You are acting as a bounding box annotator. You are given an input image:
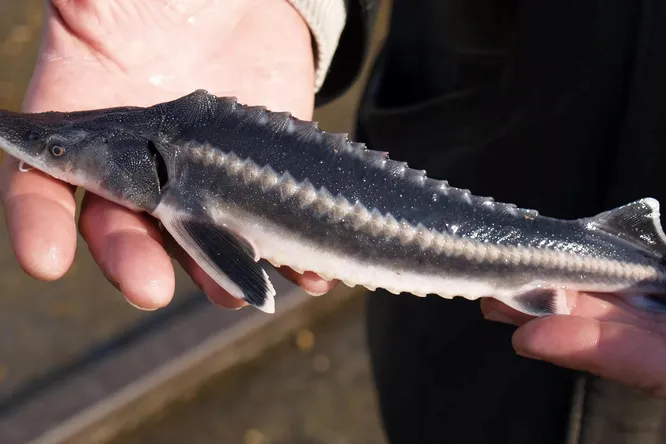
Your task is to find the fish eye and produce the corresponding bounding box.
[50,145,65,157]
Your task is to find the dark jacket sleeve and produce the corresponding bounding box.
[314,0,382,107]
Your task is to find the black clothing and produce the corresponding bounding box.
[314,0,381,107]
[317,1,666,443]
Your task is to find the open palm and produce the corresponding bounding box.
[0,0,336,310]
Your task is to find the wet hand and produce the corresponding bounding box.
[481,292,666,397]
[0,0,338,311]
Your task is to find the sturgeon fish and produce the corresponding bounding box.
[1,89,666,316]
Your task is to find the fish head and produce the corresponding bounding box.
[0,107,165,212]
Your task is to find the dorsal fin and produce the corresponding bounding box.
[585,198,666,257]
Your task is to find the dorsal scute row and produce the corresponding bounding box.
[195,91,542,220]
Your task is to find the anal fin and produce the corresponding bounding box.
[160,214,276,313]
[499,287,569,317]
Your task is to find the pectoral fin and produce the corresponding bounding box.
[160,214,276,313]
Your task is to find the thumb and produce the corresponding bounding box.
[512,316,666,397]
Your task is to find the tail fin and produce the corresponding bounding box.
[584,198,666,257]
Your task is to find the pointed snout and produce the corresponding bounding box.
[0,109,47,160]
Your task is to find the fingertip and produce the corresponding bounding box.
[4,193,77,280]
[1,158,78,280]
[202,279,249,310]
[480,297,505,317]
[105,231,175,310]
[277,266,338,295]
[481,297,533,326]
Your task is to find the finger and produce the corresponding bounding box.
[276,266,339,296]
[481,289,644,327]
[481,298,535,326]
[512,316,666,397]
[79,192,175,310]
[0,156,77,280]
[479,289,580,325]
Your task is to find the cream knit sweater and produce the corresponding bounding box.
[286,0,347,92]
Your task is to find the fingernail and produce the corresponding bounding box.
[484,310,518,326]
[515,349,541,361]
[221,297,248,311]
[124,295,159,311]
[304,288,328,297]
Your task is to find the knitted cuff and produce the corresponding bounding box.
[285,0,347,92]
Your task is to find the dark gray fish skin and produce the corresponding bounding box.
[0,106,165,212]
[1,89,666,315]
[157,93,644,263]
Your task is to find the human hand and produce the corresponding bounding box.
[0,0,338,311]
[481,292,666,397]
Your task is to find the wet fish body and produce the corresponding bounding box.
[1,89,666,315]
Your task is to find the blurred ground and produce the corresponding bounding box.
[0,0,391,441]
[109,296,386,444]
